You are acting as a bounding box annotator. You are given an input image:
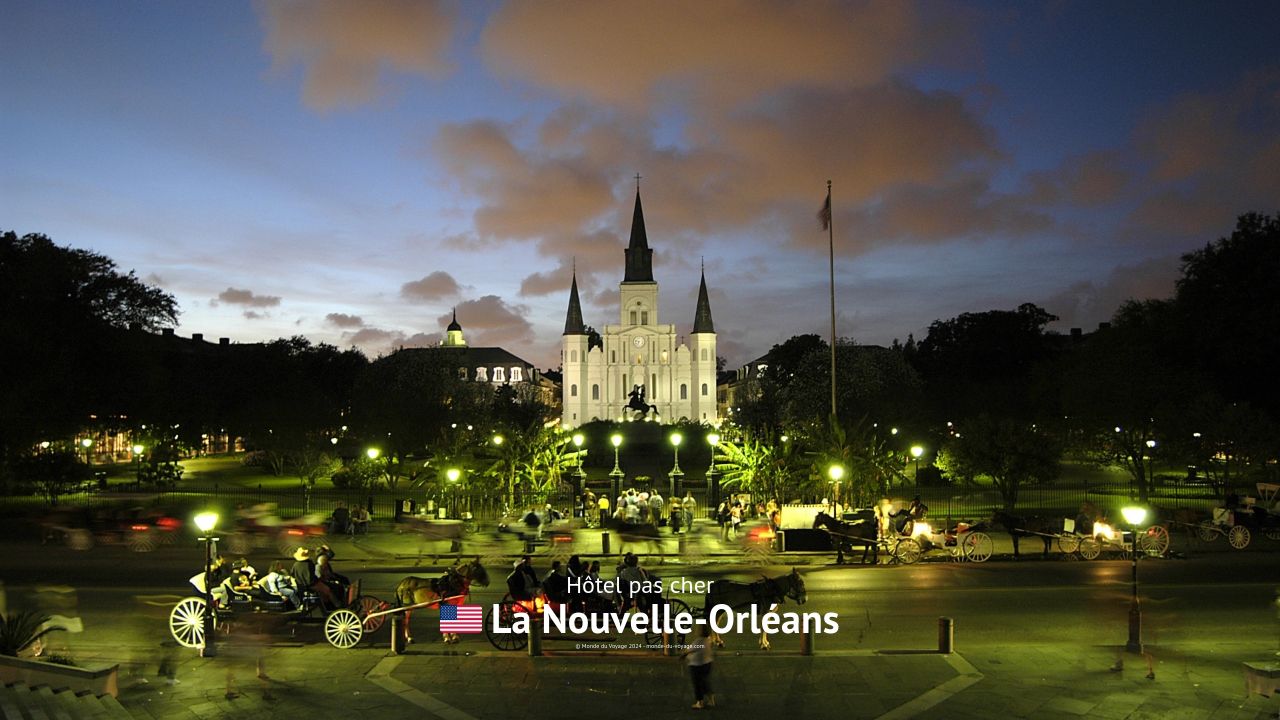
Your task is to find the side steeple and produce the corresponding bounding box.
[693,269,714,334]
[563,271,586,335]
[623,190,654,282]
[444,308,466,346]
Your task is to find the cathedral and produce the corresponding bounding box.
[560,191,718,428]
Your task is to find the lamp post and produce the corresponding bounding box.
[446,468,461,519]
[609,434,624,501]
[80,438,93,466]
[707,433,720,508]
[193,511,219,657]
[828,464,845,515]
[1121,505,1147,654]
[572,433,586,499]
[910,445,924,495]
[1144,439,1156,491]
[669,432,684,498]
[132,444,144,488]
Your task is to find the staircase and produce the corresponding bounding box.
[0,683,132,720]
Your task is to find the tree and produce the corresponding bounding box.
[14,449,90,505]
[0,610,65,657]
[942,415,1061,510]
[786,341,923,432]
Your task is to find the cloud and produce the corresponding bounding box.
[1040,254,1182,330]
[481,0,968,110]
[258,0,456,110]
[325,312,364,328]
[445,295,534,347]
[243,310,267,320]
[342,327,443,355]
[1026,150,1130,207]
[217,287,282,307]
[400,270,462,301]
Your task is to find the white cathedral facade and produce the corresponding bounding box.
[560,191,719,428]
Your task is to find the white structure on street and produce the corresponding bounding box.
[560,190,718,428]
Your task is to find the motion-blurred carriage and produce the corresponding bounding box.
[813,509,994,564]
[1164,483,1280,550]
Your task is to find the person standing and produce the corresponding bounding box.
[649,491,665,527]
[684,624,716,709]
[598,494,610,527]
[668,496,683,534]
[682,491,698,530]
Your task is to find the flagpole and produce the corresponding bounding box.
[826,179,837,425]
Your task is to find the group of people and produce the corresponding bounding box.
[505,552,660,610]
[327,502,371,536]
[596,488,699,532]
[193,543,350,612]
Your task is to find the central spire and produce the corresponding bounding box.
[623,190,654,282]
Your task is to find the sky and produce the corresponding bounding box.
[4,0,1279,370]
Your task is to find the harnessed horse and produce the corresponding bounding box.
[990,510,1056,559]
[812,511,883,564]
[702,568,807,650]
[394,558,489,644]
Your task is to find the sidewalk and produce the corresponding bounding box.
[93,635,1280,719]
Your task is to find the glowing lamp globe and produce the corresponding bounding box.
[194,512,219,534]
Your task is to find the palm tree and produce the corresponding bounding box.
[0,610,64,657]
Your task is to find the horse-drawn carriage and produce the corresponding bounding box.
[991,508,1170,560]
[168,577,388,650]
[1163,484,1280,550]
[812,510,993,564]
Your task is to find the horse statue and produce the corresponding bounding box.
[703,568,807,650]
[812,510,880,564]
[625,385,659,421]
[394,558,489,644]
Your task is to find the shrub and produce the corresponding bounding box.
[0,610,65,657]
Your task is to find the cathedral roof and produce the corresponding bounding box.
[693,270,715,333]
[623,191,654,283]
[563,271,586,335]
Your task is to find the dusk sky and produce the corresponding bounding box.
[4,1,1278,369]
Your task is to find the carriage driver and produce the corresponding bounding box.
[506,555,541,601]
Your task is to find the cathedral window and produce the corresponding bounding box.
[641,311,649,325]
[611,350,616,363]
[680,384,688,400]
[494,367,506,382]
[571,350,577,362]
[511,367,523,382]
[476,367,488,382]
[661,350,668,363]
[701,383,709,396]
[700,348,708,361]
[571,384,578,397]
[630,310,637,324]
[651,374,657,396]
[592,384,599,400]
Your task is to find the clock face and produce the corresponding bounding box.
[632,336,645,348]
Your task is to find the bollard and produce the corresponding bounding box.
[602,532,611,555]
[524,538,535,555]
[678,534,687,556]
[777,530,786,553]
[800,626,814,655]
[938,616,954,654]
[663,631,673,656]
[528,618,543,657]
[390,613,406,655]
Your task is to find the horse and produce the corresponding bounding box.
[625,385,659,421]
[394,558,489,644]
[812,511,880,564]
[703,568,807,650]
[402,518,468,564]
[990,510,1056,559]
[608,520,666,563]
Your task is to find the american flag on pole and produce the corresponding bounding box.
[439,604,484,633]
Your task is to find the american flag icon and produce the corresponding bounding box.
[439,604,484,633]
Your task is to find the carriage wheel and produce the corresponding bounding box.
[169,597,208,648]
[226,532,253,556]
[894,538,922,565]
[127,530,156,553]
[485,602,527,651]
[1228,525,1251,550]
[963,532,993,563]
[1056,534,1080,555]
[1139,525,1170,557]
[644,598,694,647]
[1078,537,1101,560]
[1196,524,1218,542]
[355,595,388,632]
[324,609,364,648]
[1265,527,1280,542]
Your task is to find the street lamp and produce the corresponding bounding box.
[132,444,145,488]
[366,447,380,460]
[707,433,720,507]
[193,511,219,657]
[572,433,586,498]
[80,438,93,466]
[1121,505,1147,654]
[1144,439,1156,489]
[609,433,624,500]
[910,445,924,494]
[828,465,845,515]
[493,434,504,446]
[446,468,461,519]
[669,432,684,497]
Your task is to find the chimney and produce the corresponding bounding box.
[161,328,174,337]
[192,333,204,343]
[219,338,230,346]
